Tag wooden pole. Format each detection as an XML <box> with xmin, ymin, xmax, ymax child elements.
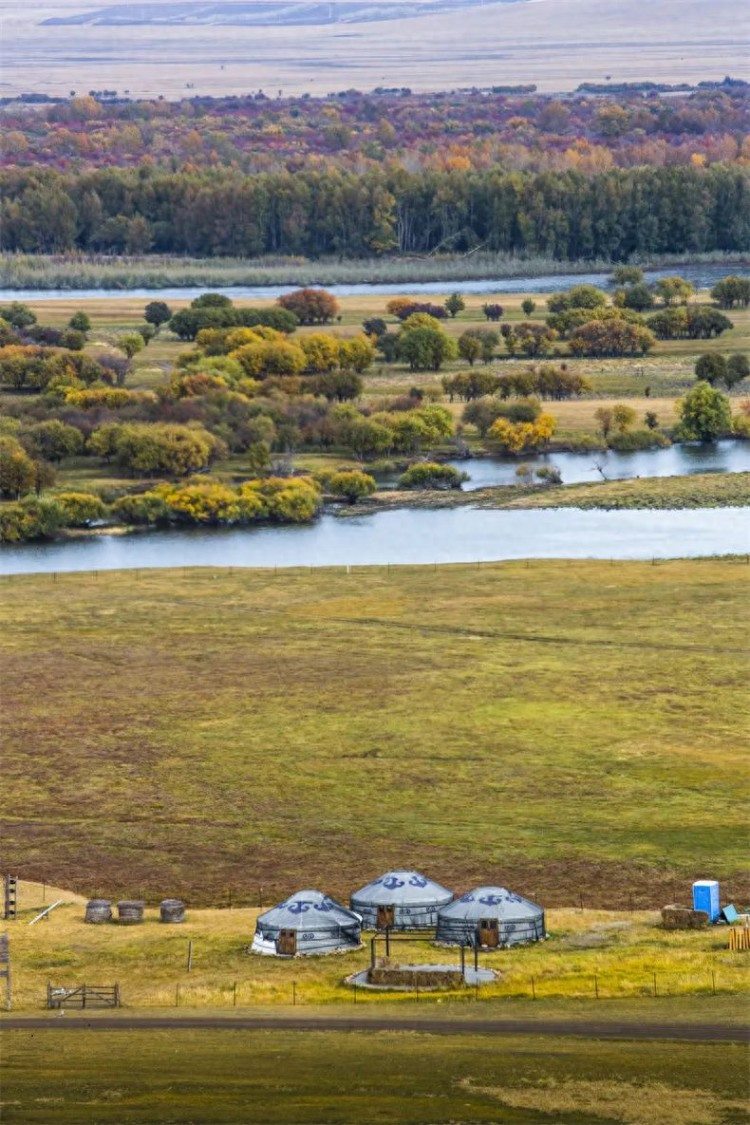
<box><xmin>187</xmin><ymin>939</ymin><xmax>193</xmax><ymax>973</ymax></box>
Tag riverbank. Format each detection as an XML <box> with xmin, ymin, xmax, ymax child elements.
<box><xmin>2</xmin><ymin>251</ymin><xmax>747</xmax><ymax>294</ymax></box>
<box><xmin>345</xmin><ymin>471</ymin><xmax>750</xmax><ymax>515</ymax></box>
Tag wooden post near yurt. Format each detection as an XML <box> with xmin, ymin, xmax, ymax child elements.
<box><xmin>0</xmin><ymin>934</ymin><xmax>11</xmax><ymax>1010</ymax></box>
<box><xmin>3</xmin><ymin>877</ymin><xmax>17</xmax><ymax>921</ymax></box>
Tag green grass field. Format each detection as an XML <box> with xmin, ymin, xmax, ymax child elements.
<box><xmin>2</xmin><ymin>559</ymin><xmax>748</xmax><ymax>907</ymax></box>
<box><xmin>2</xmin><ymin>1025</ymin><xmax>748</xmax><ymax>1124</ymax></box>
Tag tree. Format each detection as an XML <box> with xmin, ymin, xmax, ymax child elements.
<box><xmin>0</xmin><ymin>437</ymin><xmax>36</xmax><ymax>498</ymax></box>
<box><xmin>362</xmin><ymin>317</ymin><xmax>387</xmax><ymax>338</ymax></box>
<box><xmin>594</xmin><ymin>407</ymin><xmax>614</xmax><ymax>440</ymax></box>
<box><xmin>725</xmin><ymin>353</ymin><xmax>750</xmax><ymax>389</ymax></box>
<box><xmin>68</xmin><ymin>311</ymin><xmax>91</xmax><ymax>333</ymax></box>
<box><xmin>487</xmin><ymin>413</ymin><xmax>556</xmax><ymax>454</ymax></box>
<box><xmin>612</xmin><ymin>404</ymin><xmax>637</xmax><ymax>432</ymax></box>
<box><xmin>327</xmin><ymin>469</ymin><xmax>377</xmax><ymax>504</ymax></box>
<box><xmin>644</xmin><ymin>411</ymin><xmax>659</xmax><ymax>430</ymax></box>
<box><xmin>710</xmin><ymin>276</ymin><xmax>750</xmax><ymax>309</ymax></box>
<box><xmin>611</xmin><ymin>266</ymin><xmax>644</xmax><ymax>286</ymax></box>
<box><xmin>144</xmin><ymin>301</ymin><xmax>172</xmax><ymax>330</ymax></box>
<box><xmin>55</xmin><ymin>492</ymin><xmax>107</xmax><ymax>527</ymax></box>
<box><xmin>0</xmin><ymin>303</ymin><xmax>36</xmax><ymax>329</ymax></box>
<box><xmin>619</xmin><ymin>283</ymin><xmax>654</xmax><ymax>312</ymax></box>
<box><xmin>482</xmin><ymin>303</ymin><xmax>503</xmax><ymax>322</ymax></box>
<box><xmin>568</xmin><ymin>320</ymin><xmax>655</xmax><ymax>357</ymax></box>
<box><xmin>277</xmin><ymin>288</ymin><xmax>339</xmax><ymax>325</ymax></box>
<box><xmin>300</xmin><ymin>333</ymin><xmax>340</xmax><ymax>373</ymax></box>
<box><xmin>118</xmin><ymin>333</ymin><xmax>144</xmax><ymax>359</ymax></box>
<box><xmin>547</xmin><ymin>285</ymin><xmax>607</xmax><ymax>313</ymax></box>
<box><xmin>92</xmin><ymin>422</ymin><xmax>224</xmax><ymax>476</ymax></box>
<box><xmin>338</xmin><ymin>335</ymin><xmax>375</xmax><ymax>373</ymax></box>
<box><xmin>521</xmin><ymin>298</ymin><xmax>536</xmax><ymax>316</ymax></box>
<box><xmin>192</xmin><ymin>293</ymin><xmax>233</xmax><ymax>309</ymax></box>
<box><xmin>397</xmin><ymin>462</ymin><xmax>467</xmax><ymax>490</ymax></box>
<box><xmin>695</xmin><ymin>354</ymin><xmax>727</xmax><ymax>385</ymax></box>
<box><xmin>23</xmin><ymin>420</ymin><xmax>84</xmax><ymax>461</ymax></box>
<box><xmin>457</xmin><ymin>332</ymin><xmax>482</xmax><ymax>366</ymax></box>
<box><xmin>678</xmin><ymin>382</ymin><xmax>732</xmax><ymax>442</ymax></box>
<box><xmin>396</xmin><ymin>323</ymin><xmax>457</xmax><ymax>371</ymax></box>
<box><xmin>655</xmin><ymin>276</ymin><xmax>694</xmax><ymax>306</ymax></box>
<box><xmin>444</xmin><ymin>292</ymin><xmax>465</xmax><ymax>318</ymax></box>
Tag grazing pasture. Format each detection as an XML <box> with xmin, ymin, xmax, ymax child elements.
<box><xmin>1</xmin><ymin>559</ymin><xmax>747</xmax><ymax>905</ymax></box>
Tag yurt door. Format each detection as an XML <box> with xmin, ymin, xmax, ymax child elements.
<box><xmin>277</xmin><ymin>929</ymin><xmax>297</xmax><ymax>956</ymax></box>
<box><xmin>477</xmin><ymin>919</ymin><xmax>499</xmax><ymax>948</ymax></box>
<box><xmin>377</xmin><ymin>905</ymin><xmax>395</xmax><ymax>929</ymax></box>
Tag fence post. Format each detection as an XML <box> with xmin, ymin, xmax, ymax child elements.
<box><xmin>711</xmin><ymin>971</ymin><xmax>716</xmax><ymax>996</ymax></box>
<box><xmin>292</xmin><ymin>981</ymin><xmax>297</xmax><ymax>1006</ymax></box>
<box><xmin>175</xmin><ymin>984</ymin><xmax>180</xmax><ymax>1007</ymax></box>
<box><xmin>594</xmin><ymin>974</ymin><xmax>598</xmax><ymax>999</ymax></box>
<box><xmin>652</xmin><ymin>972</ymin><xmax>658</xmax><ymax>998</ymax></box>
<box><xmin>187</xmin><ymin>939</ymin><xmax>193</xmax><ymax>973</ymax></box>
<box><xmin>531</xmin><ymin>975</ymin><xmax>536</xmax><ymax>1000</ymax></box>
<box><xmin>232</xmin><ymin>981</ymin><xmax>237</xmax><ymax>1008</ymax></box>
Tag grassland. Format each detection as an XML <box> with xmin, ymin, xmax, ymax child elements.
<box><xmin>4</xmin><ymin>0</ymin><xmax>746</xmax><ymax>100</ymax></box>
<box><xmin>3</xmin><ymin>1023</ymin><xmax>748</xmax><ymax>1125</ymax></box>
<box><xmin>1</xmin><ymin>559</ymin><xmax>748</xmax><ymax>906</ymax></box>
<box><xmin>9</xmin><ymin>285</ymin><xmax>749</xmax><ymax>502</ymax></box>
<box><xmin>5</xmin><ymin>879</ymin><xmax>750</xmax><ymax>1011</ymax></box>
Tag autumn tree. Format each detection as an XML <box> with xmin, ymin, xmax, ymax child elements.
<box><xmin>277</xmin><ymin>288</ymin><xmax>339</xmax><ymax>325</ymax></box>
<box><xmin>444</xmin><ymin>292</ymin><xmax>465</xmax><ymax>318</ymax></box>
<box><xmin>677</xmin><ymin>382</ymin><xmax>732</xmax><ymax>442</ymax></box>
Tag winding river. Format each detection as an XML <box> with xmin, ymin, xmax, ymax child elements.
<box><xmin>0</xmin><ymin>264</ymin><xmax>740</xmax><ymax>304</ymax></box>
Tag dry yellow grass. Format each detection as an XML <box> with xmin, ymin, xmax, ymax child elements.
<box><xmin>5</xmin><ymin>881</ymin><xmax>748</xmax><ymax>1012</ymax></box>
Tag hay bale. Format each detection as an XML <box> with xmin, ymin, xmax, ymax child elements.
<box><xmin>159</xmin><ymin>898</ymin><xmax>186</xmax><ymax>924</ymax></box>
<box><xmin>116</xmin><ymin>900</ymin><xmax>145</xmax><ymax>925</ymax></box>
<box><xmin>84</xmin><ymin>899</ymin><xmax>112</xmax><ymax>924</ymax></box>
<box><xmin>661</xmin><ymin>904</ymin><xmax>708</xmax><ymax>930</ymax></box>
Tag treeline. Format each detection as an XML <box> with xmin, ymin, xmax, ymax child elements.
<box><xmin>2</xmin><ymin>164</ymin><xmax>748</xmax><ymax>259</ymax></box>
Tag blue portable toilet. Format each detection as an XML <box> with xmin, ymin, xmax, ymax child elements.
<box><xmin>692</xmin><ymin>880</ymin><xmax>720</xmax><ymax>922</ymax></box>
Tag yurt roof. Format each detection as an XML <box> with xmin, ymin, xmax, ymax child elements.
<box><xmin>351</xmin><ymin>871</ymin><xmax>453</xmax><ymax>906</ymax></box>
<box><xmin>258</xmin><ymin>889</ymin><xmax>359</xmax><ymax>930</ymax></box>
<box><xmin>438</xmin><ymin>886</ymin><xmax>542</xmax><ymax>921</ymax></box>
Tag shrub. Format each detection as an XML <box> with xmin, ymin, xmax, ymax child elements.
<box><xmin>607</xmin><ymin>429</ymin><xmax>670</xmax><ymax>452</ymax></box>
<box><xmin>300</xmin><ymin>333</ymin><xmax>340</xmax><ymax>373</ymax></box>
<box><xmin>568</xmin><ymin>320</ymin><xmax>655</xmax><ymax>356</ymax></box>
<box><xmin>362</xmin><ymin>317</ymin><xmax>387</xmax><ymax>337</ymax></box>
<box><xmin>521</xmin><ymin>298</ymin><xmax>536</xmax><ymax>315</ymax></box>
<box><xmin>482</xmin><ymin>303</ymin><xmax>504</xmax><ymax>321</ymax></box>
<box><xmin>144</xmin><ymin>300</ymin><xmax>172</xmax><ymax>328</ymax></box>
<box><xmin>231</xmin><ymin>339</ymin><xmax>306</xmax><ymax>378</ymax></box>
<box><xmin>677</xmin><ymin>382</ymin><xmax>733</xmax><ymax>442</ymax></box>
<box><xmin>277</xmin><ymin>288</ymin><xmax>339</xmax><ymax>325</ymax></box>
<box><xmin>547</xmin><ymin>285</ymin><xmax>607</xmax><ymax>313</ymax></box>
<box><xmin>55</xmin><ymin>491</ymin><xmax>107</xmax><ymax>526</ymax></box>
<box><xmin>22</xmin><ymin>419</ymin><xmax>84</xmax><ymax>461</ymax></box>
<box><xmin>68</xmin><ymin>311</ymin><xmax>91</xmax><ymax>333</ymax></box>
<box><xmin>695</xmin><ymin>354</ymin><xmax>727</xmax><ymax>385</ymax></box>
<box><xmin>710</xmin><ymin>275</ymin><xmax>750</xmax><ymax>309</ymax></box>
<box><xmin>111</xmin><ymin>491</ymin><xmax>170</xmax><ymax>525</ymax></box>
<box><xmin>0</xmin><ymin>497</ymin><xmax>63</xmax><ymax>542</ymax></box>
<box><xmin>397</xmin><ymin>462</ymin><xmax>467</xmax><ymax>490</ymax></box>
<box><xmin>0</xmin><ymin>302</ymin><xmax>36</xmax><ymax>328</ymax></box>
<box><xmin>326</xmin><ymin>469</ymin><xmax>377</xmax><ymax>503</ymax></box>
<box><xmin>487</xmin><ymin>413</ymin><xmax>556</xmax><ymax>454</ymax></box>
<box><xmin>90</xmin><ymin>422</ymin><xmax>224</xmax><ymax>476</ymax></box>
<box><xmin>726</xmin><ymin>354</ymin><xmax>750</xmax><ymax>389</ymax></box>
<box><xmin>118</xmin><ymin>332</ymin><xmax>144</xmax><ymax>359</ymax></box>
<box><xmin>396</xmin><ymin>324</ymin><xmax>457</xmax><ymax>371</ymax></box>
<box><xmin>0</xmin><ymin>436</ymin><xmax>36</xmax><ymax>497</ymax></box>
<box><xmin>338</xmin><ymin>334</ymin><xmax>375</xmax><ymax>373</ymax></box>
<box><xmin>444</xmin><ymin>293</ymin><xmax>465</xmax><ymax>318</ymax></box>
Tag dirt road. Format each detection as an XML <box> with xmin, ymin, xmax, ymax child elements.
<box><xmin>1</xmin><ymin>1015</ymin><xmax>747</xmax><ymax>1042</ymax></box>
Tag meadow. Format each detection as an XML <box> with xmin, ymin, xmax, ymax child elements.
<box><xmin>1</xmin><ymin>559</ymin><xmax>748</xmax><ymax>908</ymax></box>
<box><xmin>3</xmin><ymin>1023</ymin><xmax>748</xmax><ymax>1125</ymax></box>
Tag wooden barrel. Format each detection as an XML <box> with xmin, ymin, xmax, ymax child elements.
<box><xmin>159</xmin><ymin>898</ymin><xmax>186</xmax><ymax>924</ymax></box>
<box><xmin>117</xmin><ymin>900</ymin><xmax>145</xmax><ymax>925</ymax></box>
<box><xmin>85</xmin><ymin>899</ymin><xmax>112</xmax><ymax>924</ymax></box>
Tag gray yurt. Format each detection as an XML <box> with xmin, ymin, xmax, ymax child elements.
<box><xmin>251</xmin><ymin>890</ymin><xmax>362</xmax><ymax>957</ymax></box>
<box><xmin>350</xmin><ymin>870</ymin><xmax>453</xmax><ymax>931</ymax></box>
<box><xmin>436</xmin><ymin>886</ymin><xmax>544</xmax><ymax>948</ymax></box>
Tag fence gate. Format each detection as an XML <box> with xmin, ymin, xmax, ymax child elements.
<box><xmin>47</xmin><ymin>984</ymin><xmax>120</xmax><ymax>1009</ymax></box>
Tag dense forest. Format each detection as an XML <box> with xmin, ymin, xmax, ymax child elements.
<box><xmin>3</xmin><ymin>86</ymin><xmax>748</xmax><ymax>175</ymax></box>
<box><xmin>1</xmin><ymin>164</ymin><xmax>748</xmax><ymax>260</ymax></box>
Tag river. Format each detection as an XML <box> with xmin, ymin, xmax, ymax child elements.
<box><xmin>0</xmin><ymin>265</ymin><xmax>740</xmax><ymax>303</ymax></box>
<box><xmin>445</xmin><ymin>440</ymin><xmax>750</xmax><ymax>490</ymax></box>
<box><xmin>1</xmin><ymin>507</ymin><xmax>747</xmax><ymax>576</ymax></box>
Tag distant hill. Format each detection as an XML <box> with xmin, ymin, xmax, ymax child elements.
<box><xmin>44</xmin><ymin>0</ymin><xmax>520</xmax><ymax>27</ymax></box>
